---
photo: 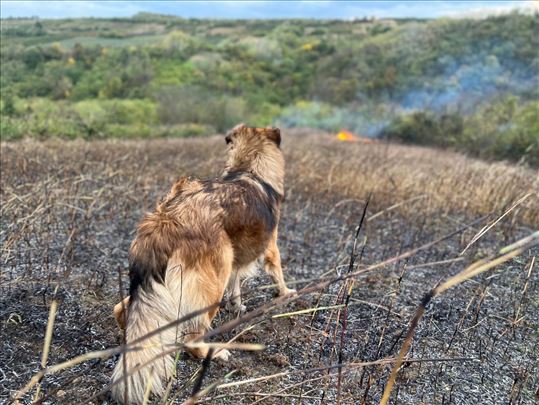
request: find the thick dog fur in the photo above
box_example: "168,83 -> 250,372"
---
111,124 -> 295,404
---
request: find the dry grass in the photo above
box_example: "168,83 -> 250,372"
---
285,130 -> 538,226
2,131 -> 537,228
1,130 -> 538,404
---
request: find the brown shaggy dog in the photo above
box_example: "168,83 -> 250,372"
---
111,124 -> 295,404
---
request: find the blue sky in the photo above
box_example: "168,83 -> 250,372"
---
1,1 -> 537,20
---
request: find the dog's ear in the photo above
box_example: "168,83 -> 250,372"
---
266,127 -> 281,147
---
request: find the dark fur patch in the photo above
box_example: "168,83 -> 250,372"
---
265,127 -> 281,147
218,173 -> 282,267
127,209 -> 183,296
220,171 -> 282,230
128,257 -> 164,300
257,177 -> 283,205
223,171 -> 283,202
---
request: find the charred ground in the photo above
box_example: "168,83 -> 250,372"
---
1,130 -> 538,404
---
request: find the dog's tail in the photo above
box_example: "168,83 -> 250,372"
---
110,211 -> 189,404
111,210 -> 230,404
110,266 -> 178,404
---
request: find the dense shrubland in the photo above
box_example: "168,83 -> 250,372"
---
1,13 -> 538,165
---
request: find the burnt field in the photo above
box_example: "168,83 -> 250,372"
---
1,129 -> 538,404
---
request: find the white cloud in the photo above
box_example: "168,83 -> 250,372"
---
446,1 -> 539,19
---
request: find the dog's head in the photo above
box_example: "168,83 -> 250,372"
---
225,124 -> 284,195
225,123 -> 281,149
224,123 -> 284,182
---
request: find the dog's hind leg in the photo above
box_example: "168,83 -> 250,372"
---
183,292 -> 232,361
225,272 -> 244,313
184,330 -> 230,361
264,227 -> 296,297
225,263 -> 256,313
182,240 -> 234,361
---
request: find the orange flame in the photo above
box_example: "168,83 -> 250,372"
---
336,130 -> 376,144
337,130 -> 358,142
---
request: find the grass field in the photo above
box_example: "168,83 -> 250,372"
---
1,129 -> 538,404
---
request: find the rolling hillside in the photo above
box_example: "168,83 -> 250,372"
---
1,13 -> 538,164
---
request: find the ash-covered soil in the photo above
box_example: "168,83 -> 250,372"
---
1,134 -> 538,404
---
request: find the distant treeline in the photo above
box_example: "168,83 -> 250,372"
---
1,13 -> 538,165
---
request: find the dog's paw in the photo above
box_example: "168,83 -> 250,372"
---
280,287 -> 297,296
213,349 -> 231,362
